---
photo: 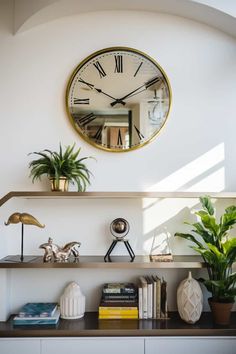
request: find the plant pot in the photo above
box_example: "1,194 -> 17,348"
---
50,177 -> 69,192
208,298 -> 234,325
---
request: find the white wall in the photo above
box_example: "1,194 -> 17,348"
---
0,1 -> 236,315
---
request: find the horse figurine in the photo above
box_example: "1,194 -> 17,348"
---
39,237 -> 81,262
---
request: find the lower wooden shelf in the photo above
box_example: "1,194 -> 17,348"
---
0,312 -> 236,337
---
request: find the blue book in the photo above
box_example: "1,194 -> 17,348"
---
13,309 -> 60,325
18,302 -> 58,318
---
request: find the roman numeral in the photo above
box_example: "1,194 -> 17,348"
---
93,126 -> 103,141
134,125 -> 144,140
73,98 -> 90,105
93,61 -> 106,78
134,62 -> 143,77
114,55 -> 123,73
117,129 -> 123,145
76,113 -> 96,126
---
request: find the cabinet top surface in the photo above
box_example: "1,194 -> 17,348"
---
0,312 -> 236,337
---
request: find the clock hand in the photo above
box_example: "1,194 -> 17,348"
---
94,88 -> 125,105
110,76 -> 160,107
78,78 -> 94,89
78,78 -> 125,105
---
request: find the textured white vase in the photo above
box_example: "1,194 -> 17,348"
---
177,271 -> 203,324
60,281 -> 85,319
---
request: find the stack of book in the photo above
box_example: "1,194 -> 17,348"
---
138,276 -> 168,319
13,302 -> 60,325
99,282 -> 138,319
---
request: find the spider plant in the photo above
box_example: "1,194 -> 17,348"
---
175,196 -> 236,303
29,143 -> 94,191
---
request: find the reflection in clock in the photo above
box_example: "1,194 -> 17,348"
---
66,47 -> 172,152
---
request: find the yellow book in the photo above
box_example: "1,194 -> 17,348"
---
99,314 -> 138,319
99,309 -> 138,316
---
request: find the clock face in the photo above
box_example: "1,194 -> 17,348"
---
66,47 -> 171,152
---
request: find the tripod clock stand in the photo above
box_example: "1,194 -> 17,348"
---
104,218 -> 135,262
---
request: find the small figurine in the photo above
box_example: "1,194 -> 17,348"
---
39,237 -> 81,262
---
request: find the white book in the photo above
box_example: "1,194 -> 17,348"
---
139,276 -> 148,319
146,276 -> 153,319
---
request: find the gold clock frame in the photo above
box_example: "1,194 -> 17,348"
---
65,47 -> 172,152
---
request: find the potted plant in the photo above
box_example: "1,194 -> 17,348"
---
29,143 -> 94,192
175,196 -> 236,325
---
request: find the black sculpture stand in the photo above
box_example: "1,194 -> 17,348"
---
104,239 -> 135,262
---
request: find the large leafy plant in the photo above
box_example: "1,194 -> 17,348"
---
175,196 -> 236,303
29,143 -> 93,191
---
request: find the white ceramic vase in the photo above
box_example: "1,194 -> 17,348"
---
60,281 -> 85,319
177,271 -> 203,324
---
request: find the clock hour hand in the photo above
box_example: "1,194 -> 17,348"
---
110,76 -> 160,107
78,78 -> 125,105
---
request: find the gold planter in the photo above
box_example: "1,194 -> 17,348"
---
49,177 -> 69,192
208,298 -> 234,325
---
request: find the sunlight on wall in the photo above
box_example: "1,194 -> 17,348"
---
142,143 -> 225,254
148,143 -> 225,192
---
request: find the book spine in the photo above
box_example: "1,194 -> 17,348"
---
99,315 -> 138,319
152,276 -> 157,319
103,286 -> 136,295
146,277 -> 153,319
138,284 -> 143,319
103,289 -> 136,294
161,278 -> 168,318
13,319 -> 58,325
156,277 -> 161,319
139,276 -> 148,319
102,295 -> 137,300
99,307 -> 138,311
99,310 -> 138,316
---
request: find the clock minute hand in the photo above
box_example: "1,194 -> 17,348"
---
78,78 -> 94,89
78,78 -> 125,105
110,76 -> 160,107
94,88 -> 125,105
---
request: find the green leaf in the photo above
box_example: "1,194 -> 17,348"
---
195,211 -> 219,236
199,195 -> 215,215
219,212 -> 236,238
225,205 -> 236,214
174,232 -> 204,248
191,222 -> 215,244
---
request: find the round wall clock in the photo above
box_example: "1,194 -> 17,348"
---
66,47 -> 172,152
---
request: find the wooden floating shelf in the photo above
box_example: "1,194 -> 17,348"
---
0,312 -> 236,337
0,255 -> 205,269
1,191 -> 236,207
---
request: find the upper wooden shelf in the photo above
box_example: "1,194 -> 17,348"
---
1,191 -> 236,207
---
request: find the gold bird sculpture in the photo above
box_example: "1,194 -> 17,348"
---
5,212 -> 45,228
